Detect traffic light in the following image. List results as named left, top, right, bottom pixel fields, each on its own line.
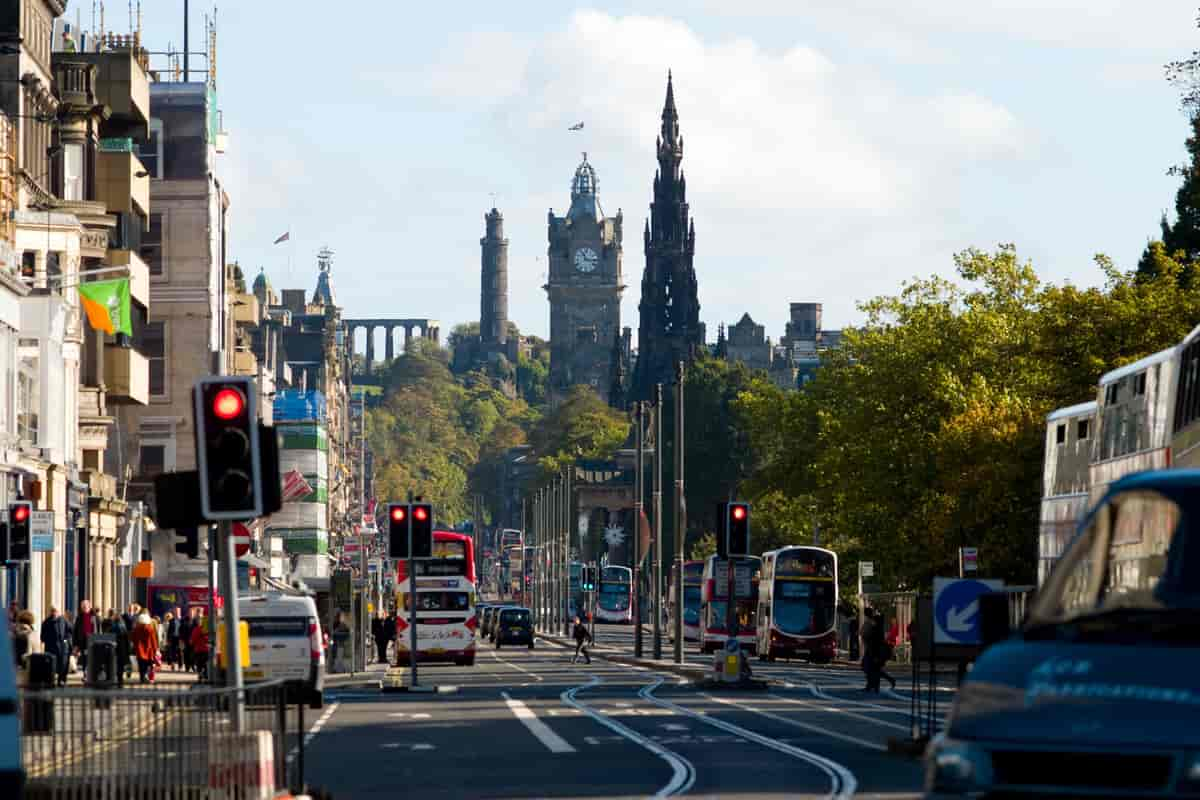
left=715, top=501, right=729, bottom=558
left=193, top=376, right=262, bottom=520
left=411, top=503, right=433, bottom=559
left=175, top=526, right=200, bottom=559
left=388, top=503, right=409, bottom=558
left=726, top=502, right=750, bottom=557
left=6, top=502, right=30, bottom=561
left=581, top=565, right=596, bottom=591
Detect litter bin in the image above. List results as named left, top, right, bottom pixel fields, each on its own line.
left=23, top=652, right=55, bottom=733
left=87, top=634, right=118, bottom=688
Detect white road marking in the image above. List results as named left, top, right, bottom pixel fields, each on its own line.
left=642, top=685, right=860, bottom=798
left=380, top=743, right=403, bottom=749
left=502, top=692, right=577, bottom=753
left=411, top=743, right=435, bottom=751
left=410, top=712, right=431, bottom=719
left=562, top=676, right=695, bottom=797
left=662, top=723, right=689, bottom=731
left=286, top=702, right=340, bottom=765
left=771, top=692, right=910, bottom=733
left=709, top=693, right=890, bottom=751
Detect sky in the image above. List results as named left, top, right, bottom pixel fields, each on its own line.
left=122, top=1, right=1200, bottom=350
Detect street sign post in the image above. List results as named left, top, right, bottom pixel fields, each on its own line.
left=860, top=561, right=874, bottom=578
left=933, top=577, right=1003, bottom=645
left=30, top=511, right=54, bottom=553
left=959, top=547, right=978, bottom=576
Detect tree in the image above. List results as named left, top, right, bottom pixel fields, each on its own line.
left=528, top=385, right=629, bottom=478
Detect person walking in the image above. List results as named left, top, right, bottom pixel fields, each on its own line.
left=190, top=616, right=211, bottom=682
left=571, top=616, right=592, bottom=664
left=12, top=610, right=34, bottom=670
left=72, top=601, right=99, bottom=680
left=104, top=610, right=132, bottom=688
left=40, top=607, right=72, bottom=686
left=163, top=611, right=179, bottom=670
left=131, top=614, right=159, bottom=684
left=180, top=608, right=199, bottom=673
left=861, top=607, right=881, bottom=692
left=877, top=613, right=898, bottom=691
left=373, top=612, right=393, bottom=665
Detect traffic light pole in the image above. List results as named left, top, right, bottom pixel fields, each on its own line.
left=217, top=519, right=246, bottom=733
left=407, top=497, right=419, bottom=688
left=674, top=362, right=685, bottom=664
left=563, top=469, right=571, bottom=637
left=633, top=401, right=643, bottom=658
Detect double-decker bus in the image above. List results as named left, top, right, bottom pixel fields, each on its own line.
left=755, top=546, right=837, bottom=663
left=699, top=554, right=761, bottom=653
left=595, top=565, right=633, bottom=623
left=504, top=545, right=524, bottom=602
left=394, top=531, right=477, bottom=666
left=499, top=529, right=523, bottom=551
left=668, top=560, right=704, bottom=643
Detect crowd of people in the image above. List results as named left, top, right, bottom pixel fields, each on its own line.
left=7, top=599, right=213, bottom=687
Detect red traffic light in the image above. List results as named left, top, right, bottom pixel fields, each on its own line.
left=212, top=388, right=245, bottom=420
left=390, top=506, right=407, bottom=522
left=413, top=506, right=429, bottom=522
left=11, top=505, right=29, bottom=523
left=730, top=505, right=747, bottom=521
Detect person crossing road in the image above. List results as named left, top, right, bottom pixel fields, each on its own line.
left=571, top=615, right=592, bottom=664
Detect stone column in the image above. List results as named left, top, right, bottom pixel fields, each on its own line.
left=385, top=325, right=395, bottom=362
left=404, top=325, right=412, bottom=354
left=365, top=326, right=375, bottom=374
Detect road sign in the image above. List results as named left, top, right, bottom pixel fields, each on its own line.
left=860, top=561, right=874, bottom=578
left=30, top=511, right=54, bottom=553
left=959, top=547, right=978, bottom=574
left=933, top=577, right=1003, bottom=645
left=232, top=523, right=252, bottom=559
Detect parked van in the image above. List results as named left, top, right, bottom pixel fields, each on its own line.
left=925, top=469, right=1200, bottom=798
left=239, top=592, right=325, bottom=709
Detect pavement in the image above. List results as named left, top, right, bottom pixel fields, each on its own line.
left=301, top=622, right=946, bottom=799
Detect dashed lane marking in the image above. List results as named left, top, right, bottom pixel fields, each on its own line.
left=707, top=693, right=889, bottom=752
left=287, top=701, right=340, bottom=765
left=502, top=692, right=577, bottom=753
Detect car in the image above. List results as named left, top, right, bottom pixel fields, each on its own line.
left=238, top=592, right=325, bottom=709
left=495, top=607, right=534, bottom=649
left=924, top=469, right=1200, bottom=799
left=480, top=606, right=497, bottom=639
left=488, top=605, right=514, bottom=642
left=0, top=614, right=21, bottom=796
left=475, top=604, right=493, bottom=635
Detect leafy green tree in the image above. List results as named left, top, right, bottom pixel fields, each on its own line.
left=528, top=386, right=629, bottom=478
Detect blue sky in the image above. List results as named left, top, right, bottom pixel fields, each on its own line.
left=128, top=1, right=1198, bottom=347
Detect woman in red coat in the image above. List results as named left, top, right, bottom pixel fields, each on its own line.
left=190, top=619, right=211, bottom=682
left=130, top=614, right=159, bottom=684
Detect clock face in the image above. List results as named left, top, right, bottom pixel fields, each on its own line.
left=574, top=247, right=599, bottom=273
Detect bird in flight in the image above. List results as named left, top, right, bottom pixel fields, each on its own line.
left=568, top=121, right=585, bottom=131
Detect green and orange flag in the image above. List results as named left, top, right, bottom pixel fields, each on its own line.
left=78, top=278, right=132, bottom=336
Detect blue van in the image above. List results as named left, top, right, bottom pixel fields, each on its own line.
left=925, top=470, right=1200, bottom=798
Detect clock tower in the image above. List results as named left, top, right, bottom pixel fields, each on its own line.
left=546, top=154, right=626, bottom=404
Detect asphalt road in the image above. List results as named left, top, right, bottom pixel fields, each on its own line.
left=304, top=624, right=933, bottom=799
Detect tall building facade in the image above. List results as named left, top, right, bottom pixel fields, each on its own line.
left=546, top=155, right=625, bottom=403
left=630, top=74, right=703, bottom=401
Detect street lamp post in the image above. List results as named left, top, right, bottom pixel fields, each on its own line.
left=633, top=401, right=644, bottom=659
left=673, top=362, right=685, bottom=664
left=653, top=383, right=664, bottom=661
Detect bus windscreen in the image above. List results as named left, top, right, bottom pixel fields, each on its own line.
left=773, top=580, right=835, bottom=635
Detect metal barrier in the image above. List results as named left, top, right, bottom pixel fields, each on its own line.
left=19, top=679, right=306, bottom=799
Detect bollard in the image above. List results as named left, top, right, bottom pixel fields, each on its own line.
left=23, top=653, right=55, bottom=733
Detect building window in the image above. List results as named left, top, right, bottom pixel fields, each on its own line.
left=141, top=213, right=163, bottom=276
left=17, top=357, right=38, bottom=445
left=46, top=252, right=61, bottom=293
left=1135, top=372, right=1147, bottom=396
left=63, top=142, right=83, bottom=201
left=1056, top=423, right=1066, bottom=445
left=20, top=252, right=35, bottom=279
left=138, top=119, right=162, bottom=179
left=144, top=321, right=166, bottom=397
left=1077, top=419, right=1090, bottom=440
left=138, top=444, right=165, bottom=478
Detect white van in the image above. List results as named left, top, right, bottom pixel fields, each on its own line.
left=238, top=592, right=325, bottom=709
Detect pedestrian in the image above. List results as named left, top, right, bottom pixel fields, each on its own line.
left=371, top=613, right=384, bottom=665
left=190, top=616, right=210, bottom=681
left=122, top=604, right=141, bottom=679
left=571, top=615, right=592, bottom=664
left=877, top=613, right=898, bottom=691
left=12, top=610, right=34, bottom=670
left=104, top=609, right=131, bottom=688
left=861, top=607, right=880, bottom=691
left=164, top=611, right=180, bottom=669
left=131, top=613, right=158, bottom=684
left=180, top=608, right=197, bottom=672
left=848, top=613, right=860, bottom=662
left=72, top=600, right=98, bottom=679
left=8, top=600, right=19, bottom=628
left=39, top=607, right=72, bottom=686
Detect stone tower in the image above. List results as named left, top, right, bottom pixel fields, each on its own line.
left=630, top=72, right=703, bottom=401
left=481, top=208, right=509, bottom=347
left=545, top=154, right=625, bottom=404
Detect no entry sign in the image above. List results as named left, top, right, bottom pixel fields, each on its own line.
left=233, top=522, right=252, bottom=558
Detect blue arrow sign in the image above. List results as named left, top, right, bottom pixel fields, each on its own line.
left=933, top=577, right=1003, bottom=645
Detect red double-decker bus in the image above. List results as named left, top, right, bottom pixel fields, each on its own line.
left=396, top=531, right=476, bottom=584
